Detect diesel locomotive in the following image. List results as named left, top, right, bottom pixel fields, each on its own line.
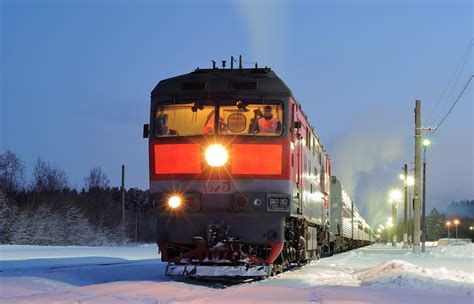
left=144, top=61, right=374, bottom=278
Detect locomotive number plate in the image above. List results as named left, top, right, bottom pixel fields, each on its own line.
left=202, top=181, right=231, bottom=193
left=268, top=197, right=290, bottom=210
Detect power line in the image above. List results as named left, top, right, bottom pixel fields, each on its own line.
left=431, top=74, right=473, bottom=134
left=426, top=39, right=473, bottom=126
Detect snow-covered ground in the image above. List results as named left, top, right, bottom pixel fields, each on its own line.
left=1, top=243, right=473, bottom=303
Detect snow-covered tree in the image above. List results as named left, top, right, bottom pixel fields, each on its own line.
left=0, top=191, right=17, bottom=243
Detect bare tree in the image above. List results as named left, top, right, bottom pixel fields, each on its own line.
left=32, top=158, right=68, bottom=192
left=84, top=167, right=110, bottom=190
left=0, top=151, right=25, bottom=193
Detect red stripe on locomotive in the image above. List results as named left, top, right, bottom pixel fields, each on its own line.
left=231, top=144, right=282, bottom=175
left=154, top=144, right=201, bottom=174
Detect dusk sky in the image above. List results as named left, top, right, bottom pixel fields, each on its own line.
left=1, top=0, right=472, bottom=226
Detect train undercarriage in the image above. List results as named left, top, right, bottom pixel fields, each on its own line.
left=158, top=217, right=353, bottom=279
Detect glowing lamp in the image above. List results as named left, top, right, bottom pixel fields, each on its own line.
left=406, top=176, right=415, bottom=187
left=205, top=144, right=228, bottom=167
left=168, top=196, right=181, bottom=209
left=389, top=189, right=402, bottom=202
left=422, top=139, right=431, bottom=147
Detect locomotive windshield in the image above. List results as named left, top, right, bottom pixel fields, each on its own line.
left=218, top=103, right=282, bottom=136
left=155, top=103, right=216, bottom=136
left=155, top=102, right=283, bottom=137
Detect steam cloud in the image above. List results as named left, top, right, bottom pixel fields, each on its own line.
left=330, top=109, right=406, bottom=227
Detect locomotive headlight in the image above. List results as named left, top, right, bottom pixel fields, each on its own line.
left=168, top=195, right=182, bottom=209
left=205, top=144, right=228, bottom=167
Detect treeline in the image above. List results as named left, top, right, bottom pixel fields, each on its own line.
left=394, top=206, right=474, bottom=242
left=446, top=200, right=474, bottom=218
left=0, top=151, right=155, bottom=246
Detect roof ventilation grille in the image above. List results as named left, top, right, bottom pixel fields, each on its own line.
left=182, top=82, right=206, bottom=91
left=232, top=81, right=257, bottom=90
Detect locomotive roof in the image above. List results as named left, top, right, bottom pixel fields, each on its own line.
left=151, top=67, right=293, bottom=99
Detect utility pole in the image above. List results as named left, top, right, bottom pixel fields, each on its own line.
left=422, top=155, right=427, bottom=252
left=403, top=164, right=408, bottom=248
left=121, top=165, right=125, bottom=224
left=413, top=100, right=421, bottom=253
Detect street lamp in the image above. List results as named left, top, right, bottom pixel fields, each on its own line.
left=454, top=219, right=460, bottom=243
left=446, top=221, right=451, bottom=244
left=389, top=189, right=402, bottom=202
left=399, top=167, right=415, bottom=249
left=389, top=189, right=402, bottom=247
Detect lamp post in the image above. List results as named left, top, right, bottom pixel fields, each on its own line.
left=454, top=219, right=460, bottom=243
left=405, top=176, right=415, bottom=247
left=389, top=189, right=402, bottom=247
left=386, top=219, right=393, bottom=245
left=446, top=221, right=451, bottom=244
left=421, top=138, right=431, bottom=252
left=400, top=167, right=408, bottom=248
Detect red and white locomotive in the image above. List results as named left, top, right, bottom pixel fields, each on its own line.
left=144, top=62, right=372, bottom=278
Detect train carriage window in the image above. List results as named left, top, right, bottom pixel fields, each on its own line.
left=219, top=103, right=283, bottom=136
left=155, top=103, right=216, bottom=137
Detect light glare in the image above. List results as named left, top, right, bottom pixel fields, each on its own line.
left=389, top=189, right=402, bottom=202
left=168, top=196, right=181, bottom=208
left=205, top=144, right=228, bottom=167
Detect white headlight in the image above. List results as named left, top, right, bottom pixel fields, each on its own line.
left=168, top=196, right=181, bottom=208
left=205, top=144, right=228, bottom=167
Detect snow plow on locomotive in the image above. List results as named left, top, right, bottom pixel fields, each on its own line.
left=144, top=63, right=373, bottom=278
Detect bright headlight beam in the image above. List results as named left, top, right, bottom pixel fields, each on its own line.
left=205, top=144, right=228, bottom=167
left=168, top=196, right=181, bottom=208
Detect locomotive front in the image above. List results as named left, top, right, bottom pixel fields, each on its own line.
left=146, top=67, right=293, bottom=277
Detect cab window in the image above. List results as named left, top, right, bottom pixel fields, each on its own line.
left=155, top=103, right=216, bottom=137
left=219, top=103, right=283, bottom=136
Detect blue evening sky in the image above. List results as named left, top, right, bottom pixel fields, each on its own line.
left=1, top=0, right=472, bottom=225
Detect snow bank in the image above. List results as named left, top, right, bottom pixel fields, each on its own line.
left=0, top=244, right=159, bottom=261
left=356, top=259, right=474, bottom=289
left=430, top=243, right=474, bottom=258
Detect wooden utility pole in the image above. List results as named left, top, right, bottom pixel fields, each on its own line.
left=413, top=100, right=421, bottom=253
left=403, top=164, right=408, bottom=248
left=422, top=154, right=427, bottom=252
left=121, top=165, right=125, bottom=224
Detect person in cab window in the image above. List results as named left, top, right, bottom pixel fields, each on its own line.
left=257, top=105, right=281, bottom=134
left=203, top=110, right=226, bottom=135
left=155, top=106, right=169, bottom=136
